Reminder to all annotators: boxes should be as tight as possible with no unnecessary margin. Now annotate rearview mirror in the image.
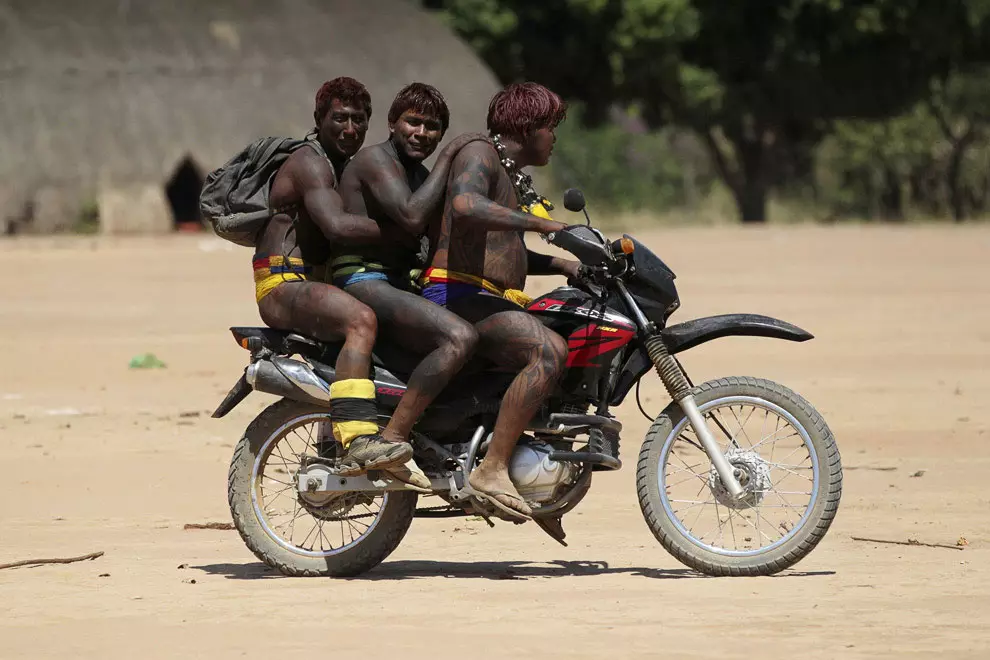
[563,188,586,213]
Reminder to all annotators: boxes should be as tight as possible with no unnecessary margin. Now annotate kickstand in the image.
[468,503,496,528]
[533,516,568,547]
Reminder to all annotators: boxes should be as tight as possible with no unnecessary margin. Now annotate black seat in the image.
[230,326,422,377]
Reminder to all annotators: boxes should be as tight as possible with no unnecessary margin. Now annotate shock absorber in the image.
[645,335,690,401]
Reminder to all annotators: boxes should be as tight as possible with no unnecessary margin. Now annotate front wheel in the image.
[637,376,842,576]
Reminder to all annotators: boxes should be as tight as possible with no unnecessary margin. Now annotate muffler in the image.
[246,356,331,406]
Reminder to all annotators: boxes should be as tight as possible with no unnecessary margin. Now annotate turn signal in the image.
[619,237,635,255]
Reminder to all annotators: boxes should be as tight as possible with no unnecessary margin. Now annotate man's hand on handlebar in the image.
[537,218,568,235]
[557,259,581,279]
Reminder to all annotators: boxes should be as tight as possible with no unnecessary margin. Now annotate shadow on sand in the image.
[191,559,836,582]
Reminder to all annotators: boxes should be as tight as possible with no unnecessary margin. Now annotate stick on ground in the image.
[0,551,104,570]
[851,536,965,551]
[183,522,235,530]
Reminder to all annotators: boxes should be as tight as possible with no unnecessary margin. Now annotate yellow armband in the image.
[523,201,553,221]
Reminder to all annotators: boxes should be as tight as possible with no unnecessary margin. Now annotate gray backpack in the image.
[199,132,330,247]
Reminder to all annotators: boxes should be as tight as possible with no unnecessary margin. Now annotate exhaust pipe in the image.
[246,357,331,407]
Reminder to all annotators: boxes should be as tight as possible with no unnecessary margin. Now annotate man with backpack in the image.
[250,77,418,479]
[334,83,486,468]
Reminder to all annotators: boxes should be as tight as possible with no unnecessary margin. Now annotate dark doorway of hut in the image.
[165,155,205,232]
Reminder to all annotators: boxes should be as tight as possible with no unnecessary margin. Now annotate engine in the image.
[508,441,580,504]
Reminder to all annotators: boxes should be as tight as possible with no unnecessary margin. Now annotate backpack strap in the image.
[303,130,339,186]
[257,138,287,169]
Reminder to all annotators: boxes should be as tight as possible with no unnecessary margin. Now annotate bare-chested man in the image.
[335,83,484,455]
[420,82,580,520]
[255,76,412,476]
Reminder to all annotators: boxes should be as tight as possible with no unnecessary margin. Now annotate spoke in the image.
[666,472,708,489]
[344,516,366,539]
[760,408,769,455]
[712,409,740,450]
[668,498,717,504]
[290,428,315,457]
[272,445,295,475]
[727,508,775,545]
[686,491,710,533]
[713,497,727,547]
[675,432,708,458]
[299,520,320,550]
[753,415,782,453]
[729,405,757,447]
[273,503,307,535]
[750,428,800,452]
[261,483,296,499]
[769,488,808,521]
[753,505,778,544]
[287,430,313,462]
[317,521,333,551]
[287,501,302,540]
[771,443,811,466]
[766,459,812,470]
[769,463,814,482]
[261,476,295,488]
[727,505,738,548]
[670,451,709,477]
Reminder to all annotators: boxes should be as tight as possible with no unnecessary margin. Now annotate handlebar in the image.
[547,225,611,267]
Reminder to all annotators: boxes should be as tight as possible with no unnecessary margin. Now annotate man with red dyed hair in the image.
[335,83,483,472]
[419,82,580,521]
[254,77,414,477]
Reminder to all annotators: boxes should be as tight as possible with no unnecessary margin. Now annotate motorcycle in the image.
[213,188,842,578]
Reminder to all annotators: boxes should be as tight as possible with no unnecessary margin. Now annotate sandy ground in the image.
[1,225,988,659]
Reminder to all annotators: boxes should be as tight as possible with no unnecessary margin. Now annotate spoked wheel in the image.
[637,377,842,576]
[227,400,416,577]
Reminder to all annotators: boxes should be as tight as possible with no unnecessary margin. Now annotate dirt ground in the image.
[1,226,988,659]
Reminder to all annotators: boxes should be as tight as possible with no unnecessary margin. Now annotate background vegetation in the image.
[423,0,990,223]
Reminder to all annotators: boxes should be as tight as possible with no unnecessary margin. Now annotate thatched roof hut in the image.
[0,0,499,234]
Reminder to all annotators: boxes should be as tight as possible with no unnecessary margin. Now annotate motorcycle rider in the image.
[256,77,413,476]
[419,82,580,520]
[335,83,486,488]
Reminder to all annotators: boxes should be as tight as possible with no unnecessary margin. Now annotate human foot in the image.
[468,465,532,521]
[385,458,433,493]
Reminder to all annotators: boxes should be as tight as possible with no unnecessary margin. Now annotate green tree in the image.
[426,0,988,222]
[928,67,990,219]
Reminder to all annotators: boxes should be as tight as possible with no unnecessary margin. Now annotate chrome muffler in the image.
[245,356,331,406]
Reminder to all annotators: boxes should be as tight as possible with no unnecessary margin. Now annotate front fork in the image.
[644,335,745,498]
[611,279,744,497]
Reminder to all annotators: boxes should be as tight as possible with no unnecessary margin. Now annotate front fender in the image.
[661,314,813,355]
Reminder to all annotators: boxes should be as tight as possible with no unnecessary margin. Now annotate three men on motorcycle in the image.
[258,77,576,517]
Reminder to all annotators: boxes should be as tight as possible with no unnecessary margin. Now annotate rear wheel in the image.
[227,399,417,577]
[637,377,842,576]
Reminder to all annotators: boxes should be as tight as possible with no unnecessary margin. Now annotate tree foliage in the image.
[425,0,990,222]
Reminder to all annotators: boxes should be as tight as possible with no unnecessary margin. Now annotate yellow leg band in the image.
[332,420,380,448]
[329,378,376,399]
[329,379,378,448]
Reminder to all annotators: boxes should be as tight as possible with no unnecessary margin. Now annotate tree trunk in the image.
[947,132,974,222]
[702,127,769,223]
[880,167,904,222]
[735,136,769,223]
[736,183,768,223]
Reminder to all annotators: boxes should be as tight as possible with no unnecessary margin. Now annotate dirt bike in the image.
[213,188,842,578]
